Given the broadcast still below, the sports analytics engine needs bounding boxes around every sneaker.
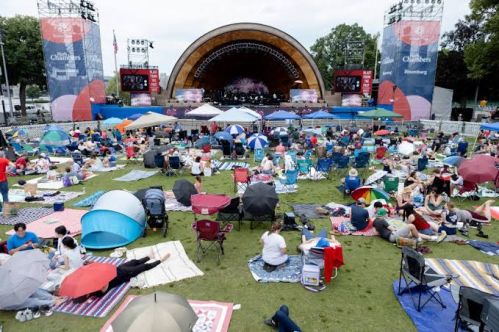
[32,310,41,319]
[40,309,53,317]
[15,310,26,322]
[436,231,447,243]
[24,309,33,321]
[263,318,277,328]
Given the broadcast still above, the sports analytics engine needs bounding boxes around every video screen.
[334,76,361,93]
[121,74,149,92]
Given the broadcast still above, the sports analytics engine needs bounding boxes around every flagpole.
[113,29,119,97]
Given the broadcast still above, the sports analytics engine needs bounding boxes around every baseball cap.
[357,198,366,204]
[376,208,388,217]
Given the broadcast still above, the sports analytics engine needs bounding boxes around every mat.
[426,258,499,296]
[330,216,379,236]
[293,204,326,219]
[100,295,233,332]
[274,181,298,194]
[468,240,499,256]
[126,240,204,288]
[248,255,302,283]
[93,165,126,172]
[73,191,106,207]
[22,177,65,190]
[0,207,53,226]
[2,189,83,205]
[54,256,130,318]
[32,157,73,164]
[6,208,86,238]
[164,197,192,212]
[113,170,158,182]
[213,160,249,171]
[393,279,464,332]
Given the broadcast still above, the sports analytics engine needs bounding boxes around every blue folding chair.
[297,159,312,175]
[286,151,297,164]
[316,158,332,179]
[280,169,298,191]
[354,152,370,169]
[254,148,265,163]
[336,155,350,170]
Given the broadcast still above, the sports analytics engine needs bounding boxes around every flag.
[113,30,118,54]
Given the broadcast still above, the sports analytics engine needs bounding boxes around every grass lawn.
[0,159,496,332]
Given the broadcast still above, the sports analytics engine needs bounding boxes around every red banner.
[120,68,160,94]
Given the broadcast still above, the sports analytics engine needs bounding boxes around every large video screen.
[334,76,361,93]
[121,74,149,92]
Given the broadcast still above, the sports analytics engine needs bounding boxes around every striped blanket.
[54,256,130,317]
[213,160,249,171]
[426,258,499,296]
[73,190,106,207]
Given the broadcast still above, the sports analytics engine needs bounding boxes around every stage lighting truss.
[193,42,301,79]
[384,0,443,26]
[37,0,99,24]
[127,38,153,67]
[344,40,366,67]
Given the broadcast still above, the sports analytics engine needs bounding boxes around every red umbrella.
[458,155,499,184]
[374,129,390,136]
[59,263,117,298]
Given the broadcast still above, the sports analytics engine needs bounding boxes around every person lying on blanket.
[260,222,288,272]
[299,227,340,254]
[402,204,447,243]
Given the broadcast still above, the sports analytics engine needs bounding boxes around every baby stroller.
[142,188,168,237]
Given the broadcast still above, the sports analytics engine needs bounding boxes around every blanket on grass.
[468,240,499,256]
[2,189,83,205]
[0,207,53,226]
[293,204,326,219]
[213,161,249,171]
[113,170,158,182]
[125,241,204,288]
[164,197,192,212]
[248,255,302,283]
[73,191,106,207]
[93,165,126,172]
[330,216,378,236]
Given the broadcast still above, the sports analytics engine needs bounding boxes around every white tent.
[185,104,223,117]
[209,108,260,123]
[237,106,262,119]
[125,112,177,130]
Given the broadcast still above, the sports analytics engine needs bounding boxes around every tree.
[310,24,378,90]
[0,15,46,116]
[26,84,42,102]
[106,73,130,105]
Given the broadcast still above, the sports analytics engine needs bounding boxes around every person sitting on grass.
[373,207,432,244]
[7,223,40,255]
[260,222,288,272]
[264,305,302,332]
[191,156,204,176]
[48,225,78,269]
[417,187,445,217]
[403,204,446,243]
[59,237,83,270]
[343,168,361,194]
[261,154,275,175]
[350,198,369,231]
[439,202,459,236]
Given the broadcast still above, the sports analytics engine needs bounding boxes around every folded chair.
[454,286,499,332]
[398,247,453,311]
[192,220,233,264]
[233,167,250,193]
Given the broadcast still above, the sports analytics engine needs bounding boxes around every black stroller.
[142,188,168,237]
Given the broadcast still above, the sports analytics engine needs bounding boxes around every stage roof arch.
[166,23,325,100]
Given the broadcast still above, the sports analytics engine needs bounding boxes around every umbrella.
[358,108,403,119]
[116,119,133,133]
[214,131,233,142]
[242,182,278,216]
[40,128,71,147]
[172,179,197,206]
[12,128,28,138]
[247,133,268,149]
[103,117,123,125]
[458,155,498,184]
[0,249,49,309]
[225,124,244,135]
[129,113,143,120]
[264,110,301,120]
[374,129,390,136]
[59,262,117,298]
[270,127,288,136]
[443,155,464,167]
[364,170,388,185]
[351,186,390,204]
[112,292,198,332]
[398,141,415,156]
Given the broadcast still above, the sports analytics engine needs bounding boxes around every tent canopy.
[185,104,223,117]
[303,110,336,119]
[480,122,499,131]
[125,112,177,130]
[358,108,403,119]
[237,106,262,119]
[209,108,260,123]
[264,110,301,120]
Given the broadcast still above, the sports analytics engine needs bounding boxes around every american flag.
[113,30,118,54]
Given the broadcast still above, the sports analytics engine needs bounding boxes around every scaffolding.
[384,0,444,26]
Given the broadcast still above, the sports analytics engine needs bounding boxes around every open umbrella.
[112,292,198,332]
[214,131,233,142]
[364,170,388,185]
[247,133,268,149]
[242,182,278,216]
[225,124,244,135]
[458,155,498,184]
[374,129,390,136]
[270,127,288,136]
[358,108,403,119]
[103,117,123,125]
[129,113,143,120]
[443,155,464,167]
[398,141,415,156]
[172,179,197,206]
[0,249,49,309]
[351,186,390,204]
[40,128,71,147]
[116,119,133,133]
[12,128,28,138]
[59,262,117,298]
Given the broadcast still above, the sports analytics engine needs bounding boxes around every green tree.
[0,15,46,116]
[106,73,130,105]
[26,84,42,101]
[310,23,378,90]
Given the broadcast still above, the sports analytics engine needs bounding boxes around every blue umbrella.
[225,124,244,135]
[129,113,143,120]
[264,110,301,120]
[40,129,71,147]
[443,156,464,166]
[214,131,233,141]
[103,117,123,125]
[303,110,336,119]
[247,133,268,149]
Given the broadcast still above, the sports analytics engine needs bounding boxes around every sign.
[333,70,373,95]
[174,89,203,103]
[290,89,318,103]
[40,17,105,121]
[120,68,160,93]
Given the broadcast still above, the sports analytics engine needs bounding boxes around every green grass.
[0,159,497,332]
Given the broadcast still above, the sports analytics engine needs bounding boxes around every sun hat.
[349,168,358,177]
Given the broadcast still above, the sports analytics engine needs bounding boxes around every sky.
[2,0,470,77]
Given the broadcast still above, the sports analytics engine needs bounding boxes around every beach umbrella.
[351,186,390,204]
[59,262,117,298]
[111,292,198,332]
[443,156,465,167]
[398,141,415,156]
[365,170,388,185]
[40,128,71,147]
[0,249,49,309]
[374,129,390,136]
[270,127,288,136]
[214,131,233,142]
[358,108,403,119]
[247,133,268,149]
[43,124,64,133]
[172,179,197,206]
[458,155,498,184]
[103,117,123,125]
[116,119,133,133]
[129,113,143,120]
[242,182,278,216]
[225,124,244,135]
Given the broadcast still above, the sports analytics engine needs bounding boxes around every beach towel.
[426,258,499,296]
[274,181,297,194]
[164,197,192,212]
[100,295,233,332]
[0,207,53,225]
[93,165,126,172]
[54,256,130,317]
[248,255,302,283]
[330,216,379,236]
[468,240,499,256]
[113,170,158,182]
[126,241,204,288]
[3,189,84,205]
[6,208,86,238]
[73,191,106,207]
[213,161,249,171]
[293,204,326,219]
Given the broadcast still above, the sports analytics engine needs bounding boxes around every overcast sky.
[3,0,470,76]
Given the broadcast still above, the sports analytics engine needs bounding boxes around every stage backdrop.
[378,20,441,120]
[40,17,105,121]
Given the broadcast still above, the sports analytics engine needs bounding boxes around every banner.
[40,17,105,121]
[378,20,441,120]
[174,89,203,103]
[290,89,318,103]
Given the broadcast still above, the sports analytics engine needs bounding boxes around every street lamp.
[0,30,14,124]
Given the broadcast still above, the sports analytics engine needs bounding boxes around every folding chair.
[316,158,332,178]
[191,220,233,264]
[344,176,361,197]
[456,180,478,201]
[286,151,297,164]
[375,146,387,160]
[383,176,399,194]
[168,156,183,176]
[454,286,499,332]
[336,156,350,172]
[254,148,265,163]
[280,169,298,191]
[398,247,453,311]
[217,197,242,226]
[417,157,428,172]
[297,159,312,175]
[354,152,370,169]
[233,167,250,193]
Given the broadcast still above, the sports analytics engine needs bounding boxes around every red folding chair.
[375,146,387,160]
[457,180,478,201]
[191,220,233,263]
[233,167,250,192]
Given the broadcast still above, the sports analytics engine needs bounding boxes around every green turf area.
[0,160,496,332]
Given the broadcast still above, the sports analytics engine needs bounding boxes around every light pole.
[0,30,14,122]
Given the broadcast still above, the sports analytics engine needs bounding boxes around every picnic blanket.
[3,189,83,205]
[6,208,86,238]
[248,255,302,283]
[0,207,53,226]
[73,190,106,207]
[100,295,233,332]
[293,204,326,219]
[92,165,126,172]
[425,258,499,296]
[468,240,499,256]
[113,170,158,182]
[274,181,297,194]
[393,279,464,332]
[54,256,130,318]
[213,160,249,171]
[164,197,192,212]
[330,217,379,236]
[126,241,204,288]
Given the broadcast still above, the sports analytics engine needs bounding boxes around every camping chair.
[286,151,297,164]
[375,146,387,160]
[417,157,428,171]
[316,158,332,178]
[272,153,281,167]
[233,167,250,193]
[11,142,23,154]
[336,156,350,176]
[454,286,499,332]
[216,197,242,226]
[304,150,313,160]
[71,151,84,166]
[354,152,370,169]
[383,176,399,194]
[344,176,361,197]
[280,135,289,147]
[297,159,312,175]
[221,140,232,159]
[339,136,350,147]
[457,141,469,156]
[280,169,298,192]
[254,148,265,163]
[398,247,453,311]
[191,220,233,264]
[456,180,478,201]
[168,156,183,176]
